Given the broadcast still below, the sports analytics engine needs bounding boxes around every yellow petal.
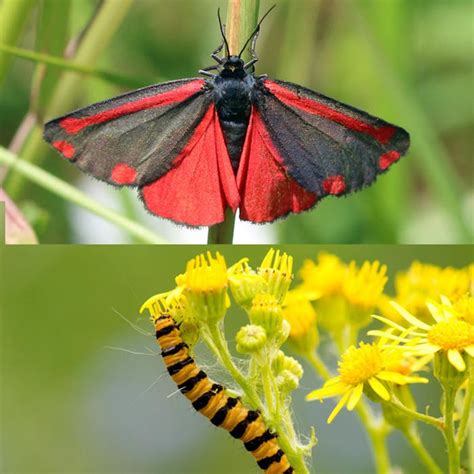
[377,371,428,385]
[368,377,390,400]
[447,349,466,372]
[405,343,440,355]
[324,376,342,387]
[346,383,363,411]
[390,301,431,330]
[426,301,445,323]
[411,353,435,372]
[306,381,347,401]
[367,330,413,342]
[327,390,351,424]
[464,346,474,357]
[372,315,426,336]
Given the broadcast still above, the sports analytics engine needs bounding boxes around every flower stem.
[444,387,460,474]
[306,350,332,380]
[403,427,443,474]
[261,364,275,413]
[203,322,262,410]
[204,323,309,473]
[367,427,390,474]
[306,349,391,473]
[383,397,444,430]
[355,401,391,474]
[0,146,166,244]
[456,360,473,448]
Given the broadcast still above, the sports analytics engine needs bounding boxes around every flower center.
[339,343,383,386]
[185,253,227,293]
[428,319,474,350]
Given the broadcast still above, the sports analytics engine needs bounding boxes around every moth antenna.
[238,4,276,58]
[217,8,230,57]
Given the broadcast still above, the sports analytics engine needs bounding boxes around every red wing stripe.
[237,108,317,223]
[60,80,205,134]
[141,105,239,226]
[264,80,396,145]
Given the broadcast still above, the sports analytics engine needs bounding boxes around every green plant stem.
[306,350,392,473]
[402,427,443,474]
[367,427,390,474]
[444,387,460,474]
[207,208,236,244]
[456,362,473,448]
[0,146,166,244]
[306,350,332,380]
[0,0,35,83]
[383,397,444,430]
[261,364,275,413]
[207,0,260,244]
[203,322,262,410]
[355,401,391,474]
[0,43,149,88]
[204,321,309,473]
[5,0,134,198]
[357,7,472,242]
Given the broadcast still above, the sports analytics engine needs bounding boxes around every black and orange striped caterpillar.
[155,313,294,474]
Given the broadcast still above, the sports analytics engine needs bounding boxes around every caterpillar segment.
[155,314,295,474]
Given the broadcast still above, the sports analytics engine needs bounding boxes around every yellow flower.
[140,288,186,321]
[282,288,319,352]
[371,297,474,372]
[227,257,267,308]
[184,252,230,323]
[299,253,347,297]
[453,294,474,325]
[343,260,388,311]
[257,248,293,303]
[140,290,199,346]
[394,262,471,321]
[306,342,427,423]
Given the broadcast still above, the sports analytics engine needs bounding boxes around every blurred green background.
[0,0,472,244]
[1,244,472,473]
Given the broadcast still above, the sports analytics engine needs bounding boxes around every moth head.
[223,56,245,72]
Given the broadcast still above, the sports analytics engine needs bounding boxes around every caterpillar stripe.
[155,314,294,474]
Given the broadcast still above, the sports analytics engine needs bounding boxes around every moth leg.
[244,27,260,71]
[199,64,218,78]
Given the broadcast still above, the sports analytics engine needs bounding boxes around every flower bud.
[273,351,304,379]
[276,369,300,392]
[249,294,284,339]
[228,258,267,309]
[236,324,267,354]
[258,248,293,304]
[433,351,468,390]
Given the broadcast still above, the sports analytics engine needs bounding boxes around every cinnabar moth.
[155,314,294,474]
[43,8,409,226]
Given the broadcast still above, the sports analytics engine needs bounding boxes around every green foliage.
[0,0,472,243]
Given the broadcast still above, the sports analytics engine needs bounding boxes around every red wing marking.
[111,163,137,185]
[323,175,346,195]
[264,80,396,145]
[142,106,239,226]
[237,108,317,223]
[379,150,401,170]
[60,80,205,134]
[53,140,75,159]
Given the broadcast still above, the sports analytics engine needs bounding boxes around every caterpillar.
[154,314,294,474]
